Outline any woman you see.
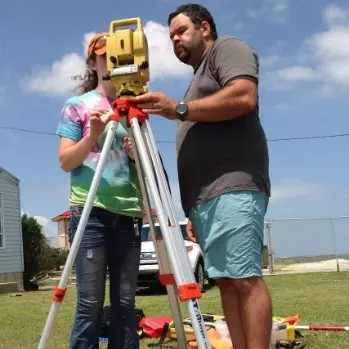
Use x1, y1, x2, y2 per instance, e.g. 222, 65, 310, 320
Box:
57, 32, 143, 349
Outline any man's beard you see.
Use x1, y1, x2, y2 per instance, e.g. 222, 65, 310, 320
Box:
175, 46, 191, 64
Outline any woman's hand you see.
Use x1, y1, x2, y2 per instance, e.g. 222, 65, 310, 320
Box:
89, 109, 112, 142
124, 136, 134, 160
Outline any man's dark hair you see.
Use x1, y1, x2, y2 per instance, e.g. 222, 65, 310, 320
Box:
168, 3, 218, 40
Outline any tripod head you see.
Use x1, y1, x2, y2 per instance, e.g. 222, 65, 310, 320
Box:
103, 18, 150, 98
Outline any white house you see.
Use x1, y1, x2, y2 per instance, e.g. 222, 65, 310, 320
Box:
0, 167, 24, 292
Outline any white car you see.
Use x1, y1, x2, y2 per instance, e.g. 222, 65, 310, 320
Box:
138, 220, 213, 291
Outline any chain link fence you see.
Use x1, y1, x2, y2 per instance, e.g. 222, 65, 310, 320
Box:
265, 216, 349, 275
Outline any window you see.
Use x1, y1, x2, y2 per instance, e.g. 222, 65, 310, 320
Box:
140, 224, 189, 242
141, 226, 150, 241
180, 224, 190, 241
140, 226, 161, 242
0, 193, 3, 248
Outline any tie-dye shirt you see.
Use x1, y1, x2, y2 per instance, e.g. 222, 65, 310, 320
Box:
57, 89, 143, 217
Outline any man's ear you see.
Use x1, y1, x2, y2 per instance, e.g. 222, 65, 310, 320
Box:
200, 21, 211, 39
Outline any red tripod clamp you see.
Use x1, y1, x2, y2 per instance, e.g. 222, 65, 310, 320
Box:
52, 285, 67, 303
111, 98, 148, 127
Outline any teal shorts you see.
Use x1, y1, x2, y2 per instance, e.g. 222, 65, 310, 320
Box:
189, 190, 268, 279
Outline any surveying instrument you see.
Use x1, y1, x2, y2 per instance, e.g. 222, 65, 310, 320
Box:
37, 18, 211, 349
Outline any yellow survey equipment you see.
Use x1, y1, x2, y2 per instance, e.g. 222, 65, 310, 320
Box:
104, 17, 150, 97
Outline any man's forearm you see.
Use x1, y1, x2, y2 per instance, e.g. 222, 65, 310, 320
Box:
60, 134, 96, 172
186, 81, 257, 123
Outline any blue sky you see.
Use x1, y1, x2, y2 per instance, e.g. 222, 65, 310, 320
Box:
1, 0, 349, 256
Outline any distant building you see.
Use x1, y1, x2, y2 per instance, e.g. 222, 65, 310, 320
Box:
0, 167, 24, 293
51, 210, 70, 250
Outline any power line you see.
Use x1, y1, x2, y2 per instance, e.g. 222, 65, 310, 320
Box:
158, 133, 349, 143
268, 133, 349, 142
0, 125, 56, 136
0, 124, 349, 142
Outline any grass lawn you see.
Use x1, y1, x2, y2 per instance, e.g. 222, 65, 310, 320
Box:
0, 272, 348, 349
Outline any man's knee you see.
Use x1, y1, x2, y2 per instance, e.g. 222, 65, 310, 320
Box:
218, 276, 263, 295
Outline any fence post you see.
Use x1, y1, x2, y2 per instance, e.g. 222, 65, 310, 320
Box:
329, 218, 340, 272
266, 220, 275, 274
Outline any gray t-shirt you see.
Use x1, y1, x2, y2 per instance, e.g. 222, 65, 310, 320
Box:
176, 36, 271, 216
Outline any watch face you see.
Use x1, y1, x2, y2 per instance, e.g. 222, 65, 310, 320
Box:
176, 103, 188, 115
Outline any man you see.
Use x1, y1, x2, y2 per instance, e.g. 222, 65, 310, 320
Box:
130, 4, 272, 349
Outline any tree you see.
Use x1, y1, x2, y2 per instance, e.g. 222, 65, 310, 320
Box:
47, 247, 69, 271
21, 214, 50, 289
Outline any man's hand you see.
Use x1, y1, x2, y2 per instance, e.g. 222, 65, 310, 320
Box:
186, 219, 197, 243
128, 92, 177, 120
89, 109, 112, 142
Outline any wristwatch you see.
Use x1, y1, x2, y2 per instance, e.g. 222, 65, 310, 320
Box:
175, 101, 188, 121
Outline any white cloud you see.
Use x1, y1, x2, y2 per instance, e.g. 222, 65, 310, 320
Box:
270, 178, 321, 202
323, 3, 349, 27
21, 32, 94, 96
144, 21, 191, 81
277, 66, 317, 81
268, 0, 290, 14
248, 0, 290, 23
21, 211, 58, 238
308, 27, 349, 61
272, 102, 290, 111
264, 65, 317, 90
35, 215, 58, 237
21, 53, 86, 96
260, 54, 281, 68
264, 3, 349, 91
83, 32, 96, 56
22, 22, 191, 97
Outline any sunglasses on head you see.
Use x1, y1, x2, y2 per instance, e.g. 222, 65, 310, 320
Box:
88, 35, 108, 58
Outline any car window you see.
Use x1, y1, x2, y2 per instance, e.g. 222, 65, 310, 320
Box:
140, 226, 150, 242
180, 224, 189, 240
140, 225, 162, 241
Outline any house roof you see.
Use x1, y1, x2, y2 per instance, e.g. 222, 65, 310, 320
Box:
0, 167, 20, 183
51, 210, 70, 222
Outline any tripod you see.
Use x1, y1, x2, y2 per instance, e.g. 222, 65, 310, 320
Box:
37, 98, 211, 349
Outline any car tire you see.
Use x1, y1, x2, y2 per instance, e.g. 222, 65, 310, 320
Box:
195, 259, 205, 292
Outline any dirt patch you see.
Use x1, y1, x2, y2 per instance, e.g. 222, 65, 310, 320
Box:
278, 259, 349, 273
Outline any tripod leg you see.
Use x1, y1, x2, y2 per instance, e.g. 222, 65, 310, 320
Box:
130, 119, 187, 280
141, 122, 213, 348
37, 121, 119, 349
142, 120, 177, 223
128, 124, 188, 349
130, 118, 211, 349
